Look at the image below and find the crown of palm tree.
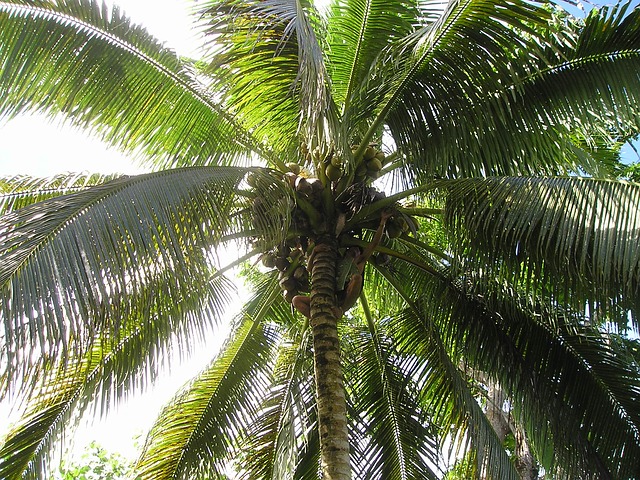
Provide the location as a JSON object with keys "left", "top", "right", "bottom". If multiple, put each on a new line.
{"left": 0, "top": 0, "right": 639, "bottom": 479}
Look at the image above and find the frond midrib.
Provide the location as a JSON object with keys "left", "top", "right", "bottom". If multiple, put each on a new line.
{"left": 172, "top": 286, "right": 280, "bottom": 478}
{"left": 342, "top": 0, "right": 373, "bottom": 115}
{"left": 361, "top": 294, "right": 407, "bottom": 479}
{"left": 0, "top": 2, "right": 261, "bottom": 156}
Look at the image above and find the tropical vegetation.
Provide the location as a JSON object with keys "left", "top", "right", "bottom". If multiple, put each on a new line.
{"left": 0, "top": 0, "right": 639, "bottom": 478}
{"left": 54, "top": 441, "right": 134, "bottom": 480}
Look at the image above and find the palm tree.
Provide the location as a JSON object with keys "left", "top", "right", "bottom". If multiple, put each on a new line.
{"left": 0, "top": 0, "right": 639, "bottom": 478}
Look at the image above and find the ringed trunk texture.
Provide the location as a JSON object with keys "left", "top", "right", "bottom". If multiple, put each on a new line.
{"left": 514, "top": 425, "right": 539, "bottom": 480}
{"left": 309, "top": 237, "right": 351, "bottom": 480}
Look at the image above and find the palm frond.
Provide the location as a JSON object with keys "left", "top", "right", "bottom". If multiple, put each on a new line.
{"left": 135, "top": 318, "right": 277, "bottom": 480}
{"left": 325, "top": 0, "right": 419, "bottom": 115}
{"left": 343, "top": 306, "right": 441, "bottom": 479}
{"left": 134, "top": 274, "right": 290, "bottom": 479}
{"left": 2, "top": 2, "right": 640, "bottom": 479}
{"left": 240, "top": 335, "right": 317, "bottom": 480}
{"left": 0, "top": 270, "right": 233, "bottom": 479}
{"left": 0, "top": 172, "right": 118, "bottom": 215}
{"left": 378, "top": 1, "right": 640, "bottom": 179}
{"left": 355, "top": 214, "right": 450, "bottom": 313}
{"left": 377, "top": 265, "right": 520, "bottom": 480}
{"left": 234, "top": 168, "right": 297, "bottom": 252}
{"left": 357, "top": 0, "right": 548, "bottom": 150}
{"left": 566, "top": 136, "right": 626, "bottom": 178}
{"left": 0, "top": 376, "right": 82, "bottom": 480}
{"left": 416, "top": 267, "right": 640, "bottom": 478}
{"left": 200, "top": 0, "right": 333, "bottom": 157}
{"left": 374, "top": 212, "right": 640, "bottom": 477}
{"left": 0, "top": 167, "right": 248, "bottom": 392}
{"left": 442, "top": 176, "right": 640, "bottom": 325}
{"left": 0, "top": 0, "right": 259, "bottom": 168}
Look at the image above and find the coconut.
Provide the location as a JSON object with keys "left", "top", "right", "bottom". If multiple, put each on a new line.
{"left": 295, "top": 176, "right": 312, "bottom": 196}
{"left": 364, "top": 146, "right": 377, "bottom": 161}
{"left": 261, "top": 253, "right": 277, "bottom": 268}
{"left": 279, "top": 276, "right": 298, "bottom": 291}
{"left": 374, "top": 252, "right": 391, "bottom": 265}
{"left": 367, "top": 158, "right": 383, "bottom": 171}
{"left": 325, "top": 163, "right": 342, "bottom": 182}
{"left": 367, "top": 169, "right": 381, "bottom": 180}
{"left": 355, "top": 164, "right": 368, "bottom": 178}
{"left": 284, "top": 172, "right": 298, "bottom": 188}
{"left": 286, "top": 162, "right": 301, "bottom": 175}
{"left": 274, "top": 257, "right": 291, "bottom": 272}
{"left": 293, "top": 266, "right": 307, "bottom": 281}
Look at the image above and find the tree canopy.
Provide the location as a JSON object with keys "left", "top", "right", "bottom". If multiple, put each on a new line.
{"left": 0, "top": 0, "right": 639, "bottom": 479}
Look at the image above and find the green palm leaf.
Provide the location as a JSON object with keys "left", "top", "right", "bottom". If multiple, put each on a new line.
{"left": 378, "top": 266, "right": 520, "bottom": 480}
{"left": 443, "top": 176, "right": 640, "bottom": 322}
{"left": 0, "top": 173, "right": 118, "bottom": 215}
{"left": 326, "top": 0, "right": 419, "bottom": 114}
{"left": 134, "top": 275, "right": 287, "bottom": 479}
{"left": 2, "top": 1, "right": 640, "bottom": 478}
{"left": 0, "top": 0, "right": 258, "bottom": 168}
{"left": 136, "top": 318, "right": 276, "bottom": 479}
{"left": 380, "top": 1, "right": 640, "bottom": 179}
{"left": 344, "top": 307, "right": 441, "bottom": 479}
{"left": 240, "top": 335, "right": 316, "bottom": 479}
{"left": 0, "top": 167, "right": 247, "bottom": 392}
{"left": 200, "top": 0, "right": 332, "bottom": 156}
{"left": 420, "top": 269, "right": 640, "bottom": 478}
{"left": 355, "top": 0, "right": 547, "bottom": 153}
{"left": 0, "top": 271, "right": 232, "bottom": 479}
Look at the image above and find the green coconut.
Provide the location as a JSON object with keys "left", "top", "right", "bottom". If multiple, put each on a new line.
{"left": 364, "top": 146, "right": 376, "bottom": 161}
{"left": 325, "top": 163, "right": 342, "bottom": 182}
{"left": 286, "top": 162, "right": 301, "bottom": 175}
{"left": 366, "top": 158, "right": 383, "bottom": 171}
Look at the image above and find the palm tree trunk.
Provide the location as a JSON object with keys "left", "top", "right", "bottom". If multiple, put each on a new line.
{"left": 514, "top": 425, "right": 539, "bottom": 480}
{"left": 309, "top": 236, "right": 351, "bottom": 480}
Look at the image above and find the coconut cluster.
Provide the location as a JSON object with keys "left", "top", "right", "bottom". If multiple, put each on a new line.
{"left": 300, "top": 143, "right": 387, "bottom": 184}
{"left": 248, "top": 153, "right": 418, "bottom": 308}
{"left": 352, "top": 145, "right": 386, "bottom": 183}
{"left": 250, "top": 164, "right": 320, "bottom": 304}
{"left": 328, "top": 146, "right": 385, "bottom": 183}
{"left": 261, "top": 241, "right": 310, "bottom": 303}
